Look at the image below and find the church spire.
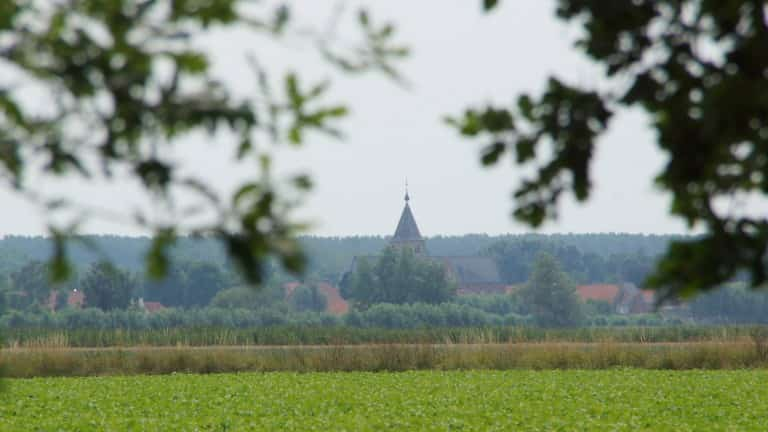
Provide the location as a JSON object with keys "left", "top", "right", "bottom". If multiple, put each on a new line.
{"left": 391, "top": 182, "right": 426, "bottom": 255}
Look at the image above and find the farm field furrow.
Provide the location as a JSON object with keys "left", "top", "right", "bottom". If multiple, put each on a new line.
{"left": 2, "top": 370, "right": 767, "bottom": 431}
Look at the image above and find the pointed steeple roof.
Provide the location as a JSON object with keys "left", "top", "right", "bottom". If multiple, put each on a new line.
{"left": 392, "top": 182, "right": 423, "bottom": 242}
{"left": 393, "top": 200, "right": 423, "bottom": 242}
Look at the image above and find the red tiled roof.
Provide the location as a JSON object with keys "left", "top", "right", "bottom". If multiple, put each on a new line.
{"left": 577, "top": 284, "right": 621, "bottom": 303}
{"left": 316, "top": 282, "right": 349, "bottom": 315}
{"left": 144, "top": 301, "right": 165, "bottom": 313}
{"left": 641, "top": 290, "right": 656, "bottom": 303}
{"left": 283, "top": 281, "right": 349, "bottom": 315}
{"left": 68, "top": 290, "right": 84, "bottom": 308}
{"left": 283, "top": 282, "right": 301, "bottom": 297}
{"left": 44, "top": 290, "right": 84, "bottom": 311}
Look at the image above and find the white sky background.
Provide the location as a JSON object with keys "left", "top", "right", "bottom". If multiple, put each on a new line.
{"left": 0, "top": 0, "right": 691, "bottom": 238}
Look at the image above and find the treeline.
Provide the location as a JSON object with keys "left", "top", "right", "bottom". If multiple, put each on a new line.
{"left": 485, "top": 240, "right": 658, "bottom": 285}
{"left": 0, "top": 258, "right": 332, "bottom": 316}
{"left": 0, "top": 233, "right": 680, "bottom": 283}
{"left": 690, "top": 283, "right": 768, "bottom": 324}
{"left": 0, "top": 302, "right": 676, "bottom": 331}
{"left": 3, "top": 234, "right": 768, "bottom": 328}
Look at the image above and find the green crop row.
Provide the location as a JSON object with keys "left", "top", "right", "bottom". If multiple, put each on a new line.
{"left": 2, "top": 370, "right": 768, "bottom": 431}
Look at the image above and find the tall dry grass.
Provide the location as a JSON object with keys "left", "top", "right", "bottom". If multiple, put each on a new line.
{"left": 2, "top": 341, "right": 767, "bottom": 378}
{"left": 3, "top": 325, "right": 763, "bottom": 348}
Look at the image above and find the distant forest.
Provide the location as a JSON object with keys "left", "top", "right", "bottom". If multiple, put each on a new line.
{"left": 0, "top": 233, "right": 682, "bottom": 286}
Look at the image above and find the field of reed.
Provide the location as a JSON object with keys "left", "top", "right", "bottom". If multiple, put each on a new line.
{"left": 3, "top": 339, "right": 768, "bottom": 378}
{"left": 3, "top": 325, "right": 764, "bottom": 348}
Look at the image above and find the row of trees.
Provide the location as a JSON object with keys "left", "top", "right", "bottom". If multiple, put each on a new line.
{"left": 485, "top": 239, "right": 658, "bottom": 286}
{"left": 0, "top": 302, "right": 673, "bottom": 331}
{"left": 343, "top": 248, "right": 768, "bottom": 327}
{"left": 0, "top": 234, "right": 675, "bottom": 285}
{"left": 341, "top": 246, "right": 585, "bottom": 327}
{"left": 1, "top": 244, "right": 589, "bottom": 327}
{"left": 3, "top": 245, "right": 767, "bottom": 327}
{"left": 210, "top": 284, "right": 327, "bottom": 313}
{"left": 1, "top": 260, "right": 231, "bottom": 312}
{"left": 0, "top": 258, "right": 332, "bottom": 315}
{"left": 689, "top": 284, "right": 768, "bottom": 324}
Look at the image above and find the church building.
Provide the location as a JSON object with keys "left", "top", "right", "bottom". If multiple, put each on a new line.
{"left": 345, "top": 188, "right": 508, "bottom": 295}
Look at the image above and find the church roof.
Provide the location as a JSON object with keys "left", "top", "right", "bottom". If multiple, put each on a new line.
{"left": 392, "top": 202, "right": 423, "bottom": 242}
{"left": 437, "top": 256, "right": 502, "bottom": 284}
{"left": 346, "top": 255, "right": 502, "bottom": 286}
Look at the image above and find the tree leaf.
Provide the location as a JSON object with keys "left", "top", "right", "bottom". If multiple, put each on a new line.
{"left": 483, "top": 0, "right": 500, "bottom": 11}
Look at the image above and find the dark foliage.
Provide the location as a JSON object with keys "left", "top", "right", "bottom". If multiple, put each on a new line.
{"left": 689, "top": 283, "right": 768, "bottom": 324}
{"left": 142, "top": 261, "right": 226, "bottom": 308}
{"left": 342, "top": 247, "right": 456, "bottom": 309}
{"left": 290, "top": 284, "right": 328, "bottom": 313}
{"left": 485, "top": 238, "right": 657, "bottom": 285}
{"left": 457, "top": 0, "right": 768, "bottom": 298}
{"left": 8, "top": 261, "right": 53, "bottom": 311}
{"left": 80, "top": 262, "right": 135, "bottom": 311}
{"left": 518, "top": 253, "right": 585, "bottom": 327}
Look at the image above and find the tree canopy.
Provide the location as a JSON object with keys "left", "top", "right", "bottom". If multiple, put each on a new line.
{"left": 341, "top": 247, "right": 455, "bottom": 310}
{"left": 518, "top": 253, "right": 584, "bottom": 327}
{"left": 453, "top": 0, "right": 768, "bottom": 299}
{"left": 80, "top": 261, "right": 135, "bottom": 311}
{"left": 290, "top": 283, "right": 328, "bottom": 313}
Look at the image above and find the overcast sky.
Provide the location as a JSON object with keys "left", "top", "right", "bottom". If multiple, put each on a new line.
{"left": 0, "top": 0, "right": 691, "bottom": 238}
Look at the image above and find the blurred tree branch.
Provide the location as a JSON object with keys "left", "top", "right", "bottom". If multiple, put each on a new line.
{"left": 0, "top": 0, "right": 406, "bottom": 284}
{"left": 453, "top": 0, "right": 768, "bottom": 299}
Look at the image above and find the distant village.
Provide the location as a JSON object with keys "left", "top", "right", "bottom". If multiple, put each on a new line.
{"left": 43, "top": 189, "right": 667, "bottom": 317}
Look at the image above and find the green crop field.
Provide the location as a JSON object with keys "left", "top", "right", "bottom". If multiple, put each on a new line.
{"left": 2, "top": 370, "right": 767, "bottom": 431}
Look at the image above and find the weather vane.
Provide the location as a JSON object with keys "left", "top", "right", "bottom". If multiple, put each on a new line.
{"left": 405, "top": 178, "right": 410, "bottom": 202}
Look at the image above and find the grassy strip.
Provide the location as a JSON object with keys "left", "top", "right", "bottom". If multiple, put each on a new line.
{"left": 3, "top": 341, "right": 768, "bottom": 377}
{"left": 4, "top": 325, "right": 766, "bottom": 348}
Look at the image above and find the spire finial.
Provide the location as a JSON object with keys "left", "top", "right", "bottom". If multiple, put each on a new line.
{"left": 405, "top": 179, "right": 410, "bottom": 202}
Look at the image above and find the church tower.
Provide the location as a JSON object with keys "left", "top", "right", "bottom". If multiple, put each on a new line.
{"left": 390, "top": 184, "right": 427, "bottom": 255}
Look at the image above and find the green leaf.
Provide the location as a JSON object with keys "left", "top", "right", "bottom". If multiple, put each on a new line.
{"left": 146, "top": 228, "right": 176, "bottom": 280}
{"left": 483, "top": 0, "right": 500, "bottom": 11}
{"left": 515, "top": 137, "right": 536, "bottom": 163}
{"left": 358, "top": 10, "right": 370, "bottom": 27}
{"left": 285, "top": 73, "right": 302, "bottom": 109}
{"left": 233, "top": 183, "right": 259, "bottom": 206}
{"left": 134, "top": 159, "right": 172, "bottom": 192}
{"left": 481, "top": 142, "right": 506, "bottom": 165}
{"left": 237, "top": 136, "right": 252, "bottom": 159}
{"left": 48, "top": 233, "right": 72, "bottom": 283}
{"left": 174, "top": 52, "right": 209, "bottom": 74}
{"left": 273, "top": 4, "right": 290, "bottom": 33}
{"left": 480, "top": 108, "right": 514, "bottom": 132}
{"left": 292, "top": 174, "right": 313, "bottom": 190}
{"left": 320, "top": 106, "right": 349, "bottom": 118}
{"left": 288, "top": 126, "right": 302, "bottom": 144}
